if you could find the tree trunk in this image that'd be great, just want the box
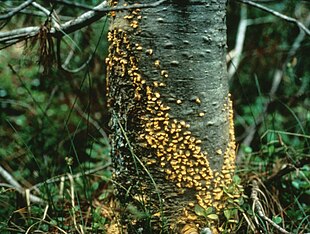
[106,0,238,233]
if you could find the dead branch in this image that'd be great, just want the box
[237,0,310,36]
[227,6,247,78]
[0,164,22,189]
[0,0,34,20]
[0,1,108,45]
[0,161,111,204]
[61,55,92,73]
[251,180,292,234]
[31,2,61,29]
[227,7,273,78]
[29,163,111,192]
[236,16,310,163]
[0,165,44,204]
[0,0,168,46]
[54,0,167,12]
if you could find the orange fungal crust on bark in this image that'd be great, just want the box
[107,1,239,226]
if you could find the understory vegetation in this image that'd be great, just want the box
[0,0,309,233]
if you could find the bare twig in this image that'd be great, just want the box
[0,165,44,203]
[1,161,111,204]
[242,212,256,233]
[23,216,68,234]
[54,0,167,12]
[0,0,168,45]
[57,24,99,73]
[0,164,22,189]
[227,7,273,78]
[31,2,61,29]
[13,9,72,21]
[237,0,310,36]
[251,180,292,234]
[31,2,50,17]
[0,26,39,44]
[227,6,247,78]
[236,16,310,162]
[29,163,111,191]
[0,1,108,45]
[61,55,92,73]
[62,33,79,67]
[0,0,34,20]
[54,0,167,35]
[54,0,101,11]
[25,205,49,234]
[68,173,77,232]
[67,173,84,234]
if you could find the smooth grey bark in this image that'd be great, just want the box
[107,0,237,233]
[138,0,229,170]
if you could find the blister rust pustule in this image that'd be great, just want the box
[107,1,239,229]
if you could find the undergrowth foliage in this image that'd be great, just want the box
[0,1,112,232]
[228,1,309,233]
[0,0,309,233]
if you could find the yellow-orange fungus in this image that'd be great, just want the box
[107,2,240,227]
